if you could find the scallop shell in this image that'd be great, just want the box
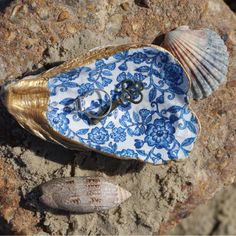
[162,26,229,100]
[39,177,131,213]
[1,44,199,164]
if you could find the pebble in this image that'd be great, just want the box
[28,20,41,33]
[120,2,130,11]
[107,14,123,35]
[57,10,70,22]
[37,9,49,20]
[5,31,16,42]
[49,35,58,44]
[66,24,77,34]
[10,4,28,21]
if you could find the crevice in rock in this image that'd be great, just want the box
[209,219,221,235]
[0,216,15,235]
[134,0,150,8]
[0,0,14,13]
[224,0,236,12]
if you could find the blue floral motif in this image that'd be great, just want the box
[131,52,147,64]
[88,127,109,145]
[116,149,138,158]
[145,118,175,149]
[163,62,184,87]
[86,60,114,88]
[77,83,94,96]
[158,51,169,63]
[110,127,126,142]
[119,111,146,136]
[150,153,162,164]
[47,46,199,164]
[50,113,69,135]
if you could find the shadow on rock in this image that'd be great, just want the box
[0,101,145,176]
[21,185,71,216]
[0,100,75,166]
[0,0,14,12]
[0,216,15,235]
[73,151,145,176]
[134,0,149,8]
[152,33,166,46]
[21,61,65,78]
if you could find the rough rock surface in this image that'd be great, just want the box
[0,0,235,234]
[171,182,236,235]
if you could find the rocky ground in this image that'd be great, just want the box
[0,0,235,235]
[171,181,236,235]
[171,1,236,234]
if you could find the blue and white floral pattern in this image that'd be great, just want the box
[47,46,199,164]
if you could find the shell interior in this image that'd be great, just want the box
[46,46,199,164]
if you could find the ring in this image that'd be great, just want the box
[74,89,112,119]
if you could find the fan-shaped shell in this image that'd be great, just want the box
[162,26,229,100]
[39,177,131,213]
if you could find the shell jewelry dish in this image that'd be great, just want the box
[39,177,131,213]
[2,44,200,164]
[162,26,229,100]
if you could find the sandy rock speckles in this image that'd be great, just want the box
[0,160,19,224]
[17,150,71,186]
[171,183,236,235]
[0,58,6,81]
[37,7,49,20]
[208,0,222,13]
[106,14,124,35]
[0,0,208,82]
[27,19,41,33]
[43,213,70,235]
[0,159,40,234]
[158,165,193,206]
[43,30,131,64]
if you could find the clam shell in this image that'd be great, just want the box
[162,26,229,100]
[1,44,199,164]
[39,177,131,213]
